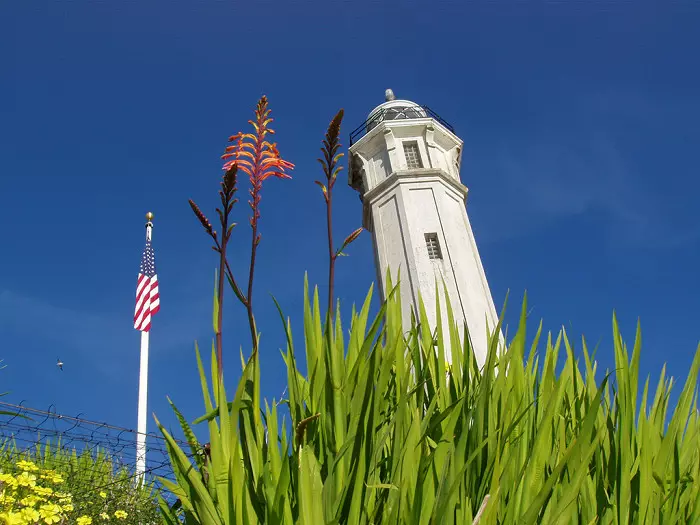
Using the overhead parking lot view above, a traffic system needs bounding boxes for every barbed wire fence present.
[0,400,198,514]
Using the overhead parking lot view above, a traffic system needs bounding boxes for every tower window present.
[403,141,423,169]
[425,233,442,260]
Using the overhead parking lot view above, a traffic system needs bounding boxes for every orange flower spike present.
[221,95,294,236]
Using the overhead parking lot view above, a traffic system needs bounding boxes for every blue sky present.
[1,1,699,454]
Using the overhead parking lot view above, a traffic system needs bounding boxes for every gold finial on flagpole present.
[145,212,154,222]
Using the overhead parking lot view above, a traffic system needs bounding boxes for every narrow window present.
[403,141,423,169]
[425,233,442,260]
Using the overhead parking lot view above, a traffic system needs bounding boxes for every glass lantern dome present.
[349,89,455,146]
[365,89,428,132]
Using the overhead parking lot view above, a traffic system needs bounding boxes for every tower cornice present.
[365,168,468,204]
[360,169,469,232]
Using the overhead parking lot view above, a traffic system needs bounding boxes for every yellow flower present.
[77,517,93,525]
[38,503,62,524]
[19,507,41,522]
[47,474,63,485]
[99,491,107,499]
[61,503,74,512]
[15,472,36,488]
[15,461,38,473]
[38,471,63,484]
[32,486,53,497]
[19,494,41,507]
[99,512,109,519]
[114,509,127,519]
[0,474,18,489]
[0,511,24,525]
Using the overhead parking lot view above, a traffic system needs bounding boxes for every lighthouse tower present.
[348,89,499,366]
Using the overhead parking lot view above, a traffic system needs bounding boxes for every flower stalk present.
[222,95,294,354]
[189,96,292,372]
[188,165,240,377]
[316,109,363,318]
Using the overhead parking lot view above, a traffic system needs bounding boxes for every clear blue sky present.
[1,2,699,449]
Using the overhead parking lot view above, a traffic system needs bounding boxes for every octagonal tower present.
[348,89,500,366]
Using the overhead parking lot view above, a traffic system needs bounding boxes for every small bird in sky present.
[56,358,63,371]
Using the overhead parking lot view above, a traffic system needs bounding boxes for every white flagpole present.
[135,212,154,482]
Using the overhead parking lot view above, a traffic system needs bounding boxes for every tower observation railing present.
[349,105,455,146]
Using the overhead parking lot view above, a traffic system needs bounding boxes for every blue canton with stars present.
[139,240,157,277]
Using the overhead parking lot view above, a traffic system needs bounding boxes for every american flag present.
[134,239,160,332]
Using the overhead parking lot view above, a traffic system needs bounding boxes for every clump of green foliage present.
[158,274,700,524]
[0,439,161,524]
[156,96,700,524]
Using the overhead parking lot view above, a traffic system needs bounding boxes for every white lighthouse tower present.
[348,89,500,367]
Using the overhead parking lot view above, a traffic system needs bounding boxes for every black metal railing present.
[349,105,455,146]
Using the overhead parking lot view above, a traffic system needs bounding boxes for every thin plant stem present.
[326,184,336,319]
[216,237,227,377]
[247,218,259,354]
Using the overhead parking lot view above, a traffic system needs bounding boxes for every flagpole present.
[135,211,154,481]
